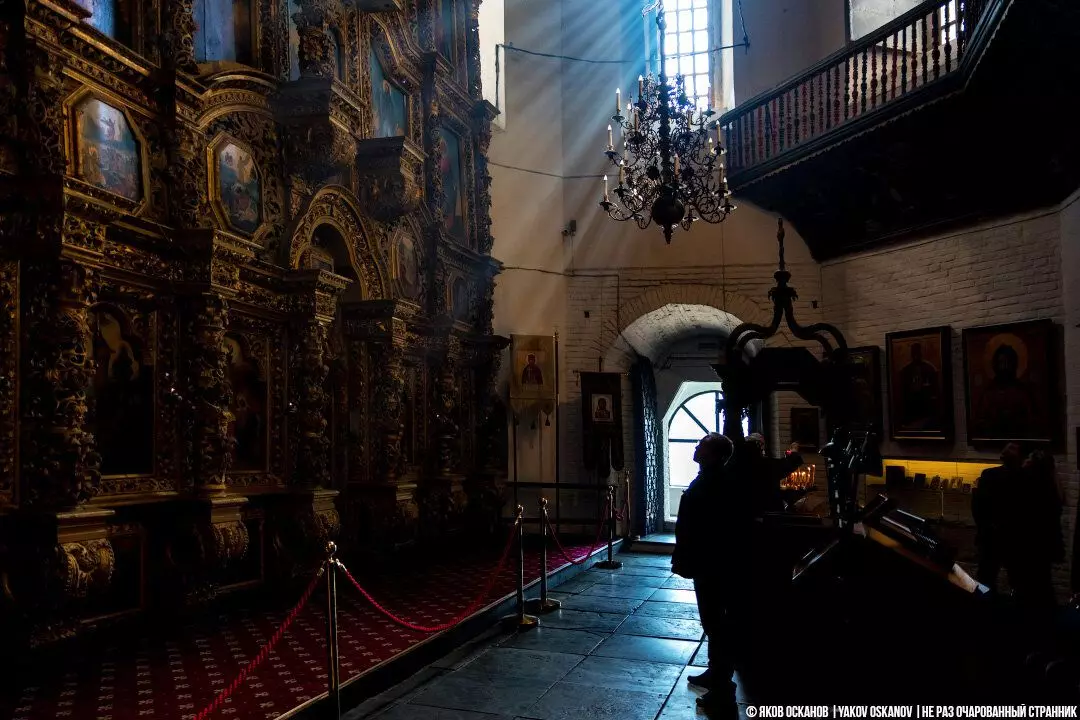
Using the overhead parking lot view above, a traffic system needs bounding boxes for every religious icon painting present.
[74,97,141,201]
[510,334,556,403]
[88,305,156,476]
[591,394,615,423]
[394,232,421,299]
[962,319,1057,444]
[790,407,820,452]
[885,326,953,441]
[216,142,262,234]
[223,333,269,472]
[840,346,883,437]
[437,128,467,242]
[436,0,455,61]
[74,0,116,37]
[451,277,470,320]
[370,47,408,138]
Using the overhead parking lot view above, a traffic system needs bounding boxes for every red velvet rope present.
[338,520,519,633]
[191,569,323,720]
[545,497,609,566]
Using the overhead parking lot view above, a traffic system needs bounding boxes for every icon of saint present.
[521,353,544,386]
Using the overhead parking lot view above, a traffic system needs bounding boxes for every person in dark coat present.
[672,433,803,717]
[972,443,1024,590]
[1006,449,1063,612]
[973,445,1063,612]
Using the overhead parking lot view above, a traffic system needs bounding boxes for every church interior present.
[2,0,1080,717]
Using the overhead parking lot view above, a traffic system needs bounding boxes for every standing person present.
[671,433,738,718]
[671,433,803,717]
[1004,449,1063,613]
[972,443,1024,590]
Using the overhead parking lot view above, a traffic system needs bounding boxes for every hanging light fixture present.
[599,0,736,244]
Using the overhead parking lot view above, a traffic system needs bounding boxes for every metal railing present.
[720,0,1002,176]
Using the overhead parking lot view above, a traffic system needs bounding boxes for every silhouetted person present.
[974,445,1063,613]
[899,342,939,429]
[672,433,803,718]
[1009,450,1063,613]
[521,353,543,385]
[672,433,738,718]
[972,442,1024,589]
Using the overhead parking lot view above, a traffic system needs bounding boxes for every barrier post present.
[325,542,342,719]
[526,497,561,614]
[594,484,623,569]
[503,505,539,631]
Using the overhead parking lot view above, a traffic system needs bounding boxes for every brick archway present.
[601,285,790,370]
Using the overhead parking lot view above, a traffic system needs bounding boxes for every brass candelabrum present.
[781,464,816,491]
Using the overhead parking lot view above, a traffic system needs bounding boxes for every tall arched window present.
[667,389,748,488]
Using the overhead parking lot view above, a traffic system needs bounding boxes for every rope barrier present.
[191,568,323,720]
[339,520,519,633]
[545,497,610,566]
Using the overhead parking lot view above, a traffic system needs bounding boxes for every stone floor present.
[343,551,750,720]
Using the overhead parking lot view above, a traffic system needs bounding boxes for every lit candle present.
[633,106,639,130]
[674,154,680,175]
[638,75,644,98]
[618,165,626,184]
[607,124,614,151]
[615,88,621,116]
[603,175,609,202]
[708,137,714,154]
[687,109,693,127]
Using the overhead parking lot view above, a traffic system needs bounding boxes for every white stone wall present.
[821,204,1076,594]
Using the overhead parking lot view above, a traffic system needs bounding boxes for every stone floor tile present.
[522,681,668,720]
[635,601,701,620]
[499,627,607,655]
[561,655,684,693]
[615,615,704,641]
[579,583,657,600]
[554,594,645,614]
[590,633,698,665]
[661,577,696,590]
[457,648,584,683]
[648,588,698,604]
[532,609,628,633]
[408,673,554,717]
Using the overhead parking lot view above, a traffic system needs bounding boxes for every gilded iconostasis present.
[0,0,507,646]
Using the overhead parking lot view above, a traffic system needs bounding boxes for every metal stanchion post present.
[594,484,623,569]
[502,505,539,631]
[325,542,342,719]
[526,497,562,614]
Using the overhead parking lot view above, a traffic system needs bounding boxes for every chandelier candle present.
[599,0,735,243]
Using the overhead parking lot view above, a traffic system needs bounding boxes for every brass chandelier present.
[599,0,735,243]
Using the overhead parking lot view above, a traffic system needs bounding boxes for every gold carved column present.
[167,230,256,604]
[293,0,336,79]
[5,216,117,644]
[342,300,418,551]
[272,269,348,578]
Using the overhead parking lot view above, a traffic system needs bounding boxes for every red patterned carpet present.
[0,540,603,720]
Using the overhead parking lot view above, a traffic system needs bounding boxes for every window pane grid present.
[661,0,711,110]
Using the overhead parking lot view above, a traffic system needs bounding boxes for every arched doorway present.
[665,386,750,522]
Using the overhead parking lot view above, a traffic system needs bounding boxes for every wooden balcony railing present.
[720,0,1003,178]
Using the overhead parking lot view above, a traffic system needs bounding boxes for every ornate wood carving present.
[0,260,18,507]
[3,0,503,640]
[354,137,425,220]
[182,293,234,493]
[21,259,102,510]
[293,0,336,79]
